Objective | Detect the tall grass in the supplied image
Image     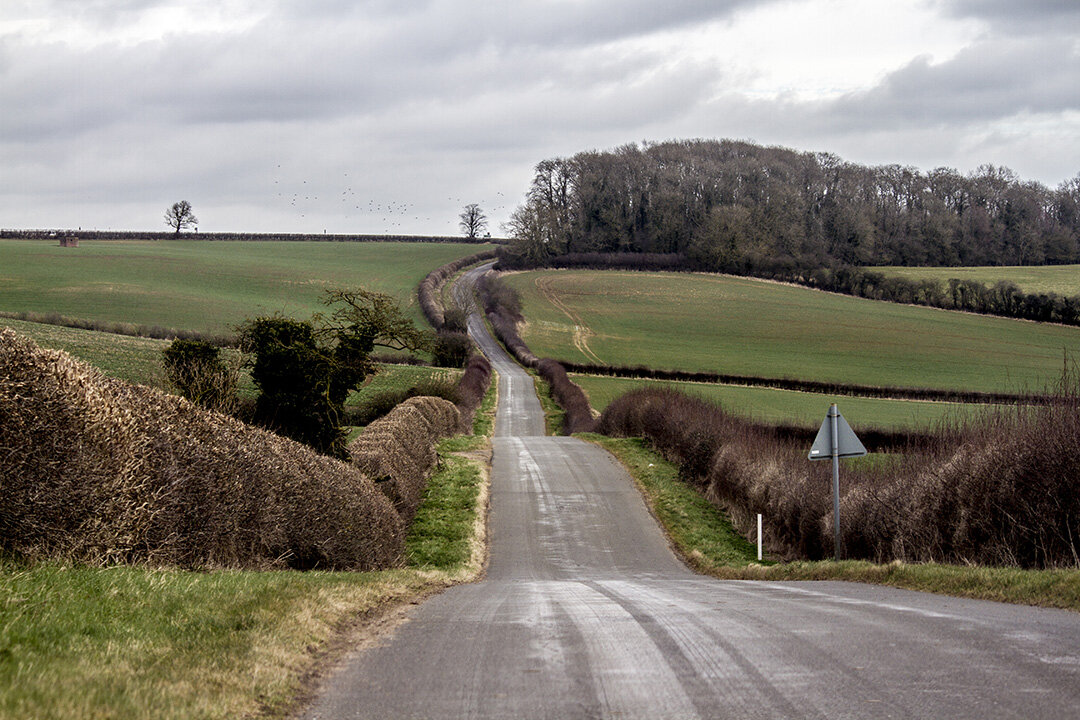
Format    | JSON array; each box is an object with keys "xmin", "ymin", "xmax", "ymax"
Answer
[{"xmin": 598, "ymin": 383, "xmax": 1080, "ymax": 569}]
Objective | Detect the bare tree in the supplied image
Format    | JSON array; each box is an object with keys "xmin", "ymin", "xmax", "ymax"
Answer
[
  {"xmin": 459, "ymin": 203, "xmax": 488, "ymax": 239},
  {"xmin": 164, "ymin": 200, "xmax": 198, "ymax": 235}
]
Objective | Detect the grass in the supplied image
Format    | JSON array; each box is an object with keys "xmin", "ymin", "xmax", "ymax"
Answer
[
  {"xmin": 0, "ymin": 374, "xmax": 498, "ymax": 720},
  {"xmin": 580, "ymin": 435, "xmax": 758, "ymax": 569},
  {"xmin": 503, "ymin": 270, "xmax": 1080, "ymax": 394},
  {"xmin": 573, "ymin": 374, "xmax": 995, "ymax": 431},
  {"xmin": 0, "ymin": 562, "xmax": 438, "ymax": 720},
  {"xmin": 587, "ymin": 433, "xmax": 1080, "ymax": 612},
  {"xmin": 0, "ymin": 318, "xmax": 171, "ymax": 387},
  {"xmin": 532, "ymin": 370, "xmax": 566, "ymax": 435},
  {"xmin": 876, "ymin": 264, "xmax": 1080, "ymax": 297},
  {"xmin": 347, "ymin": 364, "xmax": 462, "ymax": 409},
  {"xmin": 0, "ymin": 239, "xmax": 493, "ymax": 335}
]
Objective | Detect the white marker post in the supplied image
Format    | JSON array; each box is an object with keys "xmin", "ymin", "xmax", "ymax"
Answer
[
  {"xmin": 808, "ymin": 404, "xmax": 867, "ymax": 561},
  {"xmin": 757, "ymin": 513, "xmax": 763, "ymax": 562}
]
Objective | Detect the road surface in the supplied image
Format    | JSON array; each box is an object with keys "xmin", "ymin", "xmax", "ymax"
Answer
[{"xmin": 303, "ymin": 264, "xmax": 1080, "ymax": 719}]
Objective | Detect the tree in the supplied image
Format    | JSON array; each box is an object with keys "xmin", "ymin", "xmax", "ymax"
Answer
[
  {"xmin": 238, "ymin": 289, "xmax": 434, "ymax": 458},
  {"xmin": 164, "ymin": 200, "xmax": 198, "ymax": 235},
  {"xmin": 459, "ymin": 203, "xmax": 488, "ymax": 239}
]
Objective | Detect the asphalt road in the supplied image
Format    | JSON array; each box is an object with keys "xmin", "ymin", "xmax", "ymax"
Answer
[{"xmin": 303, "ymin": 265, "xmax": 1080, "ymax": 719}]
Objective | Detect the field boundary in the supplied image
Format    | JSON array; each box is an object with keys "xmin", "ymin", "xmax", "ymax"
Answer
[
  {"xmin": 2, "ymin": 229, "xmax": 504, "ymax": 243},
  {"xmin": 560, "ymin": 362, "xmax": 1035, "ymax": 404}
]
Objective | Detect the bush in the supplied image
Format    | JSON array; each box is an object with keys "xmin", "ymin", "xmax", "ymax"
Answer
[
  {"xmin": 238, "ymin": 317, "xmax": 368, "ymax": 459},
  {"xmin": 598, "ymin": 385, "xmax": 1080, "ymax": 568},
  {"xmin": 536, "ymin": 358, "xmax": 596, "ymax": 434},
  {"xmin": 0, "ymin": 328, "xmax": 403, "ymax": 570},
  {"xmin": 454, "ymin": 354, "xmax": 492, "ymax": 432},
  {"xmin": 432, "ymin": 330, "xmax": 473, "ymax": 368},
  {"xmin": 161, "ymin": 338, "xmax": 238, "ymax": 413}
]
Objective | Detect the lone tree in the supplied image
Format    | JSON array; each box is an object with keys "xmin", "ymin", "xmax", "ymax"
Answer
[
  {"xmin": 164, "ymin": 200, "xmax": 198, "ymax": 235},
  {"xmin": 459, "ymin": 203, "xmax": 487, "ymax": 240}
]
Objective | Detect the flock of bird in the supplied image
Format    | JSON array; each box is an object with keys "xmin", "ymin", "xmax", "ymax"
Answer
[{"xmin": 271, "ymin": 166, "xmax": 510, "ymax": 234}]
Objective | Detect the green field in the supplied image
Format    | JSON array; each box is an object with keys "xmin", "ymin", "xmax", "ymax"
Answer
[
  {"xmin": 504, "ymin": 270, "xmax": 1080, "ymax": 394},
  {"xmin": 0, "ymin": 318, "xmax": 171, "ymax": 386},
  {"xmin": 0, "ymin": 239, "xmax": 491, "ymax": 335},
  {"xmin": 573, "ymin": 374, "xmax": 992, "ymax": 431},
  {"xmin": 1, "ymin": 319, "xmax": 458, "ymax": 419},
  {"xmin": 875, "ymin": 264, "xmax": 1080, "ymax": 296}
]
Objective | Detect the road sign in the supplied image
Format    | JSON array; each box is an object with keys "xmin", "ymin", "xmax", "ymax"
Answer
[
  {"xmin": 808, "ymin": 406, "xmax": 867, "ymax": 460},
  {"xmin": 807, "ymin": 404, "xmax": 867, "ymax": 561}
]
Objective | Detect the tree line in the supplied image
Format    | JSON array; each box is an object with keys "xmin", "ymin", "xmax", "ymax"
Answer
[{"xmin": 502, "ymin": 139, "xmax": 1080, "ymax": 273}]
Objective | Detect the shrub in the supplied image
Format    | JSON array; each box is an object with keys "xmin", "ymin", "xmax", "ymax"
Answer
[
  {"xmin": 454, "ymin": 354, "xmax": 492, "ymax": 432},
  {"xmin": 239, "ymin": 317, "xmax": 365, "ymax": 459},
  {"xmin": 0, "ymin": 328, "xmax": 403, "ymax": 570},
  {"xmin": 432, "ymin": 330, "xmax": 473, "ymax": 368},
  {"xmin": 161, "ymin": 338, "xmax": 238, "ymax": 413},
  {"xmin": 536, "ymin": 358, "xmax": 596, "ymax": 434},
  {"xmin": 598, "ymin": 385, "xmax": 1080, "ymax": 568}
]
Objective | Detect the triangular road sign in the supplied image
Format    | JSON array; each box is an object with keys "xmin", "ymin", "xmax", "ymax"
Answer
[{"xmin": 808, "ymin": 404, "xmax": 867, "ymax": 460}]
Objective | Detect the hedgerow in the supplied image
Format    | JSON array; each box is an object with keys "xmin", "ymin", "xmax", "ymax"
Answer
[
  {"xmin": 349, "ymin": 396, "xmax": 460, "ymax": 524},
  {"xmin": 598, "ymin": 385, "xmax": 1080, "ymax": 569},
  {"xmin": 0, "ymin": 328, "xmax": 402, "ymax": 570}
]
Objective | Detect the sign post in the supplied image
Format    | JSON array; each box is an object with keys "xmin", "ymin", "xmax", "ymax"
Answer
[{"xmin": 808, "ymin": 404, "xmax": 867, "ymax": 561}]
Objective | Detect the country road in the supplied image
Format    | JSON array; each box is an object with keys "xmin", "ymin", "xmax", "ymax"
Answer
[{"xmin": 303, "ymin": 264, "xmax": 1080, "ymax": 719}]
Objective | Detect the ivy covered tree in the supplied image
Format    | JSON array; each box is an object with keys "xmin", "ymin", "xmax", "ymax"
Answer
[{"xmin": 238, "ymin": 289, "xmax": 432, "ymax": 458}]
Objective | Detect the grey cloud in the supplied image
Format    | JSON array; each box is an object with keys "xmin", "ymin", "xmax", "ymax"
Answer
[
  {"xmin": 945, "ymin": 0, "xmax": 1080, "ymax": 34},
  {"xmin": 821, "ymin": 37, "xmax": 1080, "ymax": 131}
]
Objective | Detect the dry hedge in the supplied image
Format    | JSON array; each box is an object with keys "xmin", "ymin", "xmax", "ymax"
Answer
[
  {"xmin": 454, "ymin": 354, "xmax": 493, "ymax": 432},
  {"xmin": 598, "ymin": 386, "xmax": 1080, "ymax": 568},
  {"xmin": 349, "ymin": 396, "xmax": 460, "ymax": 523},
  {"xmin": 0, "ymin": 328, "xmax": 403, "ymax": 570}
]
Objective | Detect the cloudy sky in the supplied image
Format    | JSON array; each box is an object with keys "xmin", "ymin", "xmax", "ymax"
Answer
[{"xmin": 2, "ymin": 0, "xmax": 1078, "ymax": 235}]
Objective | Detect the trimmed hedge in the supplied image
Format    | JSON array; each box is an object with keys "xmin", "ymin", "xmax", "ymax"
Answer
[
  {"xmin": 0, "ymin": 328, "xmax": 402, "ymax": 570},
  {"xmin": 349, "ymin": 396, "xmax": 460, "ymax": 523}
]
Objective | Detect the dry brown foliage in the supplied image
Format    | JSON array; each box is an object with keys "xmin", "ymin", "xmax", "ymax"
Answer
[
  {"xmin": 599, "ymin": 386, "xmax": 1080, "ymax": 568},
  {"xmin": 349, "ymin": 396, "xmax": 460, "ymax": 523},
  {"xmin": 0, "ymin": 328, "xmax": 403, "ymax": 570}
]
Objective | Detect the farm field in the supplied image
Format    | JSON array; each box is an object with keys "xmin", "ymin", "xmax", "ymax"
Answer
[
  {"xmin": 0, "ymin": 317, "xmax": 170, "ymax": 386},
  {"xmin": 0, "ymin": 239, "xmax": 492, "ymax": 335},
  {"xmin": 0, "ymin": 318, "xmax": 456, "ymax": 416},
  {"xmin": 503, "ymin": 270, "xmax": 1080, "ymax": 394},
  {"xmin": 875, "ymin": 264, "xmax": 1080, "ymax": 296},
  {"xmin": 573, "ymin": 374, "xmax": 993, "ymax": 431}
]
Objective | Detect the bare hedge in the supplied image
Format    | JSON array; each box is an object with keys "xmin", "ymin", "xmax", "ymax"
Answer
[
  {"xmin": 598, "ymin": 386, "xmax": 1080, "ymax": 569},
  {"xmin": 0, "ymin": 328, "xmax": 403, "ymax": 570},
  {"xmin": 418, "ymin": 250, "xmax": 497, "ymax": 330},
  {"xmin": 349, "ymin": 396, "xmax": 460, "ymax": 524},
  {"xmin": 455, "ymin": 354, "xmax": 493, "ymax": 432}
]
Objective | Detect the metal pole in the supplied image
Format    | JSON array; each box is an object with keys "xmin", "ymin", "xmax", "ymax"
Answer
[{"xmin": 830, "ymin": 403, "xmax": 840, "ymax": 561}]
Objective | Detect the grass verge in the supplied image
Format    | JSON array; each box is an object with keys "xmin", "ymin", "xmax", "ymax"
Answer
[
  {"xmin": 0, "ymin": 380, "xmax": 498, "ymax": 720},
  {"xmin": 584, "ymin": 434, "xmax": 1080, "ymax": 613},
  {"xmin": 532, "ymin": 371, "xmax": 565, "ymax": 435}
]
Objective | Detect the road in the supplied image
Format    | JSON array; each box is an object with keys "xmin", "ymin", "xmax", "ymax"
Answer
[{"xmin": 303, "ymin": 264, "xmax": 1080, "ymax": 719}]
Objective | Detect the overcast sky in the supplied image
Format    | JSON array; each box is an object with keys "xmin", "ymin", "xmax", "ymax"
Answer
[{"xmin": 2, "ymin": 0, "xmax": 1078, "ymax": 235}]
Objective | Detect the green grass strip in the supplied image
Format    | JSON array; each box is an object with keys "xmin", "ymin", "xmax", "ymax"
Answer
[
  {"xmin": 584, "ymin": 434, "xmax": 1080, "ymax": 613},
  {"xmin": 406, "ymin": 439, "xmax": 486, "ymax": 570}
]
